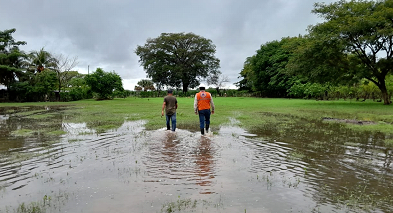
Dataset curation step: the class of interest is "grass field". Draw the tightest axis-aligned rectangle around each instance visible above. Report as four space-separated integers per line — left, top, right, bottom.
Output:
1 97 393 134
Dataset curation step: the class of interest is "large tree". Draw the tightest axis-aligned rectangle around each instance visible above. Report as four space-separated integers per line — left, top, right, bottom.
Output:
135 32 220 93
0 28 27 90
85 68 124 100
237 37 299 97
289 0 393 104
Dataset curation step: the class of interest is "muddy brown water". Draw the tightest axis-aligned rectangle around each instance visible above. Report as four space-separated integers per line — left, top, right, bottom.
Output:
0 106 392 213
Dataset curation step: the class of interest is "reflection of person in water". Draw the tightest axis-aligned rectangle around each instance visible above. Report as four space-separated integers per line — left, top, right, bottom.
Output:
195 136 215 193
161 131 179 164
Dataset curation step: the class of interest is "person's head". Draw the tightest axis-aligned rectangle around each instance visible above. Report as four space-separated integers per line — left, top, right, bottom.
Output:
167 89 173 95
199 86 205 91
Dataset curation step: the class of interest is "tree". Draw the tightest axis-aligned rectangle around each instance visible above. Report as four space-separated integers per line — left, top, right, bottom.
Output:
134 85 142 91
0 28 27 90
235 57 254 91
135 32 221 93
237 37 299 97
62 71 84 88
28 47 56 74
136 79 155 91
85 68 124 100
206 74 229 95
53 53 78 94
289 0 393 104
31 69 58 101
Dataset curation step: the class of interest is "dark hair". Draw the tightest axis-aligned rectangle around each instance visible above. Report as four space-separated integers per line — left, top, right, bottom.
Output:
167 89 173 94
199 87 205 90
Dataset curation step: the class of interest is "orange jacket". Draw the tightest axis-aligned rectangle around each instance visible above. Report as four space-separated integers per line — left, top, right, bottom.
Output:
194 91 215 112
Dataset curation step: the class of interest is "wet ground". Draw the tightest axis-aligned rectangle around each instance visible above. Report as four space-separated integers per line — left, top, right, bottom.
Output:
0 106 392 212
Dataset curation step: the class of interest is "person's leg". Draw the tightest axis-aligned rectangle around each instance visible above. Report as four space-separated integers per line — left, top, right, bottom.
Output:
205 109 211 133
166 114 170 130
171 113 176 131
198 110 205 135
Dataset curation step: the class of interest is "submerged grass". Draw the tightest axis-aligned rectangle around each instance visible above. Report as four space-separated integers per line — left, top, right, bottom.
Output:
161 197 197 213
385 139 393 146
11 129 35 137
1 97 392 134
47 130 67 136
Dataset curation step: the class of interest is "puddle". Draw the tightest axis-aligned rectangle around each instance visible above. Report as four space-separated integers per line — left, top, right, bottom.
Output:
0 107 392 212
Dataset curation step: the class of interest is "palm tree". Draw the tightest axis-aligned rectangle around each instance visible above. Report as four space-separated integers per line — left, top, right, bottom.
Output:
137 79 155 91
28 48 56 73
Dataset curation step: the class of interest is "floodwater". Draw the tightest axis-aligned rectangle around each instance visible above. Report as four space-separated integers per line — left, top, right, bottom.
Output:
0 106 392 213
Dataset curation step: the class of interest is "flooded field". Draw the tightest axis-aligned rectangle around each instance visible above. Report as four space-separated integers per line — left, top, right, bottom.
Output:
0 106 393 212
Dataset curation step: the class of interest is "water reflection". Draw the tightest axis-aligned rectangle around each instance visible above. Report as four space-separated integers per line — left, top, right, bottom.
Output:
142 130 217 194
247 116 393 212
0 107 393 212
194 136 215 190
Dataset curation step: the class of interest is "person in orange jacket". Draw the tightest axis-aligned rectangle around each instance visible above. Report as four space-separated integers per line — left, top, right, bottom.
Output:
194 86 215 135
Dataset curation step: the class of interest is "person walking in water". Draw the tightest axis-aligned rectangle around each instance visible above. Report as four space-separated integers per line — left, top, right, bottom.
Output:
162 89 178 131
194 86 215 135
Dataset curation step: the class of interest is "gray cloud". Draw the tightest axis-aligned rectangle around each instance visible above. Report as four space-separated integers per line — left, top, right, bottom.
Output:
0 0 335 90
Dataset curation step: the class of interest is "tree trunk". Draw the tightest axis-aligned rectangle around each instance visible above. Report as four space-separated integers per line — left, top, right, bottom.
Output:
377 81 390 105
58 79 61 101
182 83 188 93
381 87 390 105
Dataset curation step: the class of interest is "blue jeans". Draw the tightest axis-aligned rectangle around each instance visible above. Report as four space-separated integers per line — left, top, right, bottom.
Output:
198 109 211 129
166 113 176 131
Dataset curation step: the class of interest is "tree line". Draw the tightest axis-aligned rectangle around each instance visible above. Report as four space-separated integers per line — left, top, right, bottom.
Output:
0 28 126 101
236 0 393 105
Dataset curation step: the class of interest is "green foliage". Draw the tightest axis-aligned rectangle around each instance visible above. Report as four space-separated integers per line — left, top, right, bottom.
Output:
61 87 92 102
288 76 393 101
236 57 254 91
237 37 300 97
291 0 393 104
85 68 124 100
288 81 330 99
135 32 220 92
9 69 57 102
113 89 131 98
28 47 56 74
60 73 92 101
137 79 155 91
0 28 27 90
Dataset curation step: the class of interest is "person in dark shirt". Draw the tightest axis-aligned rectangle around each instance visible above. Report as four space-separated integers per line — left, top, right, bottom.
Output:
161 89 178 131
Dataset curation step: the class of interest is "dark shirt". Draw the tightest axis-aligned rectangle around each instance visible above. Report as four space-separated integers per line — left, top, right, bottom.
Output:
164 95 177 115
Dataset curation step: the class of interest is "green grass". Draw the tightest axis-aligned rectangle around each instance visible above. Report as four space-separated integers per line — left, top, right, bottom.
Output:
47 130 67 135
161 197 197 213
1 97 392 134
12 110 47 117
385 139 393 146
11 129 35 137
29 113 57 119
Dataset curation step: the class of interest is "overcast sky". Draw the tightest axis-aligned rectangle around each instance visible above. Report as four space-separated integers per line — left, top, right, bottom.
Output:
0 0 335 90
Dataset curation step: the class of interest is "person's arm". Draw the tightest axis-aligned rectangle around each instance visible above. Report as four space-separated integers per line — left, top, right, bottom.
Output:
175 99 178 109
161 102 166 116
194 95 198 114
210 95 215 114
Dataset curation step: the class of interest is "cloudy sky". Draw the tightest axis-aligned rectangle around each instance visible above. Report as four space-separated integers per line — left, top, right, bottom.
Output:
0 0 335 90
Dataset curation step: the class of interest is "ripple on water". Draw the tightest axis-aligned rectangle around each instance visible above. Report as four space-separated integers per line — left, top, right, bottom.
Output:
0 115 393 212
